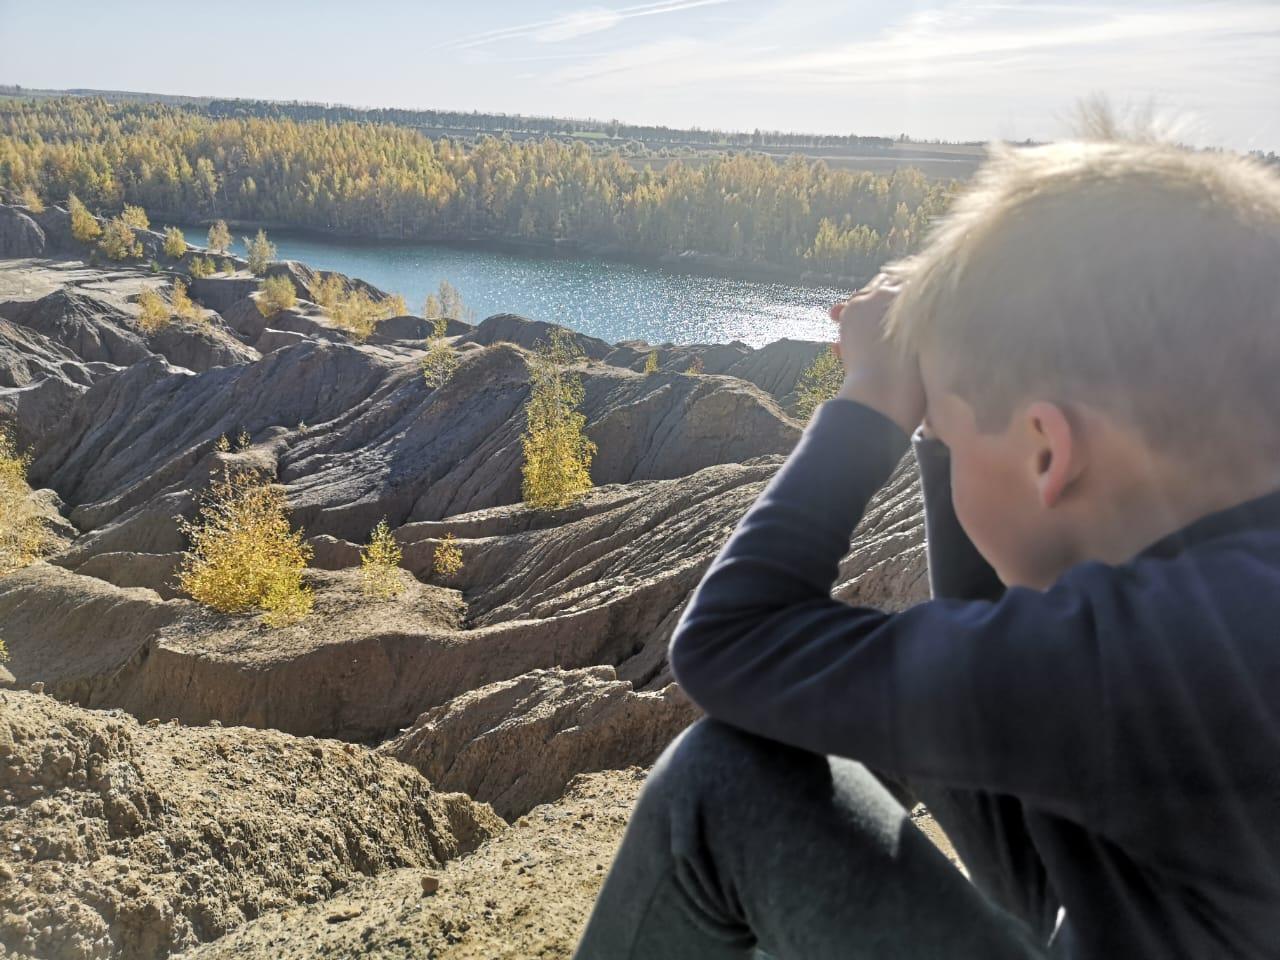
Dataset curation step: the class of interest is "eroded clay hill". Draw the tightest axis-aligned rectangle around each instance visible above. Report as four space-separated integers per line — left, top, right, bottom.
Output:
0 201 930 958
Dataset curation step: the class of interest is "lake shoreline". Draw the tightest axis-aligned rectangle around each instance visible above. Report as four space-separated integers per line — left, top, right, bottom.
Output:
171 216 869 294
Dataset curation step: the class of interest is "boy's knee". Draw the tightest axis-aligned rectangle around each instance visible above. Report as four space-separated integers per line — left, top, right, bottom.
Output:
637 717 830 820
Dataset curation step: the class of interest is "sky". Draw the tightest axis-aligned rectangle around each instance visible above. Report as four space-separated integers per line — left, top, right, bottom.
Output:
2 0 1278 151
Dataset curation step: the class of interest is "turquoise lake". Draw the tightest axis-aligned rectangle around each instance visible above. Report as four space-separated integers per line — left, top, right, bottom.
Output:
180 228 847 348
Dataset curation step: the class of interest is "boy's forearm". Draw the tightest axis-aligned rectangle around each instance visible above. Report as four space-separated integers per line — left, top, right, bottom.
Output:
912 431 1005 602
668 397 909 699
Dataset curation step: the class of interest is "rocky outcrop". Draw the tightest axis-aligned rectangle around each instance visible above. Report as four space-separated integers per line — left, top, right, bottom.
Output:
603 338 752 375
24 205 75 254
0 281 257 374
460 312 612 360
724 336 829 403
188 275 260 314
380 666 699 819
0 690 504 960
0 317 100 389
0 288 153 367
0 205 46 258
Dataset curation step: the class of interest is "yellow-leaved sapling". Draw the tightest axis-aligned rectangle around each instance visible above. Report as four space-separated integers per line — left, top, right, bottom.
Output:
361 519 405 599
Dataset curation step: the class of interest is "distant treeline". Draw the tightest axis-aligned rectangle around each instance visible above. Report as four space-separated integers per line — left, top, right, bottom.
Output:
200 98 904 150
1 84 912 150
0 97 954 278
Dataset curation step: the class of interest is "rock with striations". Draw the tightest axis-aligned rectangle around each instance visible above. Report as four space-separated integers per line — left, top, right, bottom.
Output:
379 665 699 820
0 287 152 367
0 317 100 389
460 312 613 360
0 204 46 258
603 339 752 375
724 336 829 403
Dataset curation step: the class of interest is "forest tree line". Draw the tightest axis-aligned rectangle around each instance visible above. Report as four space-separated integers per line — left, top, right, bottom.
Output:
0 86 915 149
0 97 955 279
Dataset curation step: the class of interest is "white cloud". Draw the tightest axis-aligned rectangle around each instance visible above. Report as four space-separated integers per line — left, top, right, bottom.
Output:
535 7 625 42
535 0 1279 148
443 0 734 50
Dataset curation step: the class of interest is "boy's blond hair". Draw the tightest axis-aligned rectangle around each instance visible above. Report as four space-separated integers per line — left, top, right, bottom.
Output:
885 131 1280 464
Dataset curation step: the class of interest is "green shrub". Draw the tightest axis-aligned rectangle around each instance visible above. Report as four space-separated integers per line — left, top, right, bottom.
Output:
421 314 458 389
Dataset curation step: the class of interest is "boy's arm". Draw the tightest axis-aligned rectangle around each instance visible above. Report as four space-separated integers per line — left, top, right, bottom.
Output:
668 397 1105 820
912 428 1005 602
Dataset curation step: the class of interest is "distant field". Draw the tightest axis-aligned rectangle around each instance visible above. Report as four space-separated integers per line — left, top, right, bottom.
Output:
0 85 988 180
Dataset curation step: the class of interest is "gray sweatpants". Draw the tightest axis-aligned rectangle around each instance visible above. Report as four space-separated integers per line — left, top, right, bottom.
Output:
572 717 1058 959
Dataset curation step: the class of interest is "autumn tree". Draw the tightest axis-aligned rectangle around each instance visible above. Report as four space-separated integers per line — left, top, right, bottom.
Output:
97 216 142 260
170 279 199 321
421 314 458 389
521 327 596 510
326 288 403 341
439 280 473 323
177 466 313 626
207 219 232 254
136 288 170 332
162 226 187 258
360 519 404 599
311 273 344 311
423 280 474 323
120 204 149 230
793 345 844 420
243 228 276 275
432 532 463 578
256 275 296 317
67 192 100 243
17 184 43 212
0 430 48 575
643 350 659 374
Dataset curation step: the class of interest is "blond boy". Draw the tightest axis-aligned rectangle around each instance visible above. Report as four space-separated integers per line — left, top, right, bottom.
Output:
573 137 1280 959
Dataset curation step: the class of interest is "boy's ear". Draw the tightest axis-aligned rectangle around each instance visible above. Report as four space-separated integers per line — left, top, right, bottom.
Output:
1025 401 1082 508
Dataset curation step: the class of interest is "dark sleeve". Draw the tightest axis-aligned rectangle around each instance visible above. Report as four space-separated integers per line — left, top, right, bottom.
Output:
668 397 1107 820
912 429 1005 603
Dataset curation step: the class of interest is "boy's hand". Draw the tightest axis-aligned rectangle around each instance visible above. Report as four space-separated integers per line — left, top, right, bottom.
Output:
828 275 925 435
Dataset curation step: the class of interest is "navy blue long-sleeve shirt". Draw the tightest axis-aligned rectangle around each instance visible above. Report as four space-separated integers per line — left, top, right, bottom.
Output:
669 396 1280 959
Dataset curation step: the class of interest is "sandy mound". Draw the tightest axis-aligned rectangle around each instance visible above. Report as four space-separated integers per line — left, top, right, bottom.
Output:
178 768 646 960
0 690 504 960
